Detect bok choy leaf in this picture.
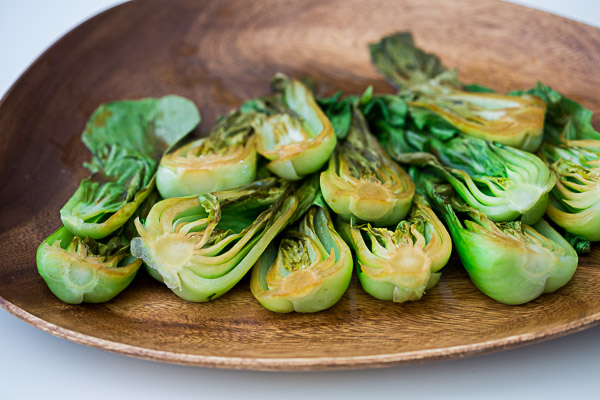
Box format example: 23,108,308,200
370,32,546,152
60,96,201,239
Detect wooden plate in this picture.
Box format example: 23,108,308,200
1,0,600,371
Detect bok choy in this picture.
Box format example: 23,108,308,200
241,74,336,180
157,110,257,198
339,194,451,303
540,144,600,242
369,32,546,152
37,228,141,304
362,97,555,224
60,96,201,239
37,191,159,304
130,177,318,302
250,195,353,313
320,102,414,226
417,169,577,305
512,84,600,242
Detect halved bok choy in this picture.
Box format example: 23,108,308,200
241,74,336,180
540,144,600,242
338,194,451,303
250,195,352,313
416,169,577,305
157,110,258,198
320,102,414,226
362,97,555,224
369,32,546,152
130,177,318,302
37,191,159,304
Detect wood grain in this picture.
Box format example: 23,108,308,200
1,0,600,370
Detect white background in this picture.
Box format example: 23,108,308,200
1,1,599,399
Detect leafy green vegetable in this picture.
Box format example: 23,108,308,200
369,32,453,90
339,194,451,303
316,91,353,139
250,195,352,313
540,143,600,241
60,96,201,239
320,101,414,226
37,190,159,304
417,170,577,305
130,177,318,302
510,83,600,243
242,74,337,180
511,83,600,149
370,32,546,152
362,97,555,224
157,110,257,198
37,227,141,304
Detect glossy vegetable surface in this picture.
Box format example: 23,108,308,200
320,102,414,226
362,96,555,224
250,197,353,313
131,177,318,302
60,96,200,239
37,227,141,304
339,194,451,303
418,170,578,305
157,110,257,198
370,32,546,152
242,74,336,180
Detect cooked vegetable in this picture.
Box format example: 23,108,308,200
60,96,201,239
339,194,451,303
370,32,546,152
362,97,555,224
250,196,352,313
417,170,577,305
320,102,414,226
157,110,257,198
511,83,600,150
37,228,140,304
540,143,600,241
509,84,600,244
36,190,159,304
130,177,318,302
242,74,336,180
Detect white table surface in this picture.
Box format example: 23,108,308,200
1,1,599,399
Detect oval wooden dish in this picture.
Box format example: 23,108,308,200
1,0,600,371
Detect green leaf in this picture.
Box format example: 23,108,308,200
369,32,450,89
463,84,496,93
60,96,200,239
512,82,600,145
316,91,352,139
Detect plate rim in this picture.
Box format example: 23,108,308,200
2,297,600,370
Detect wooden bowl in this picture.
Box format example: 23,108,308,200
1,0,599,371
